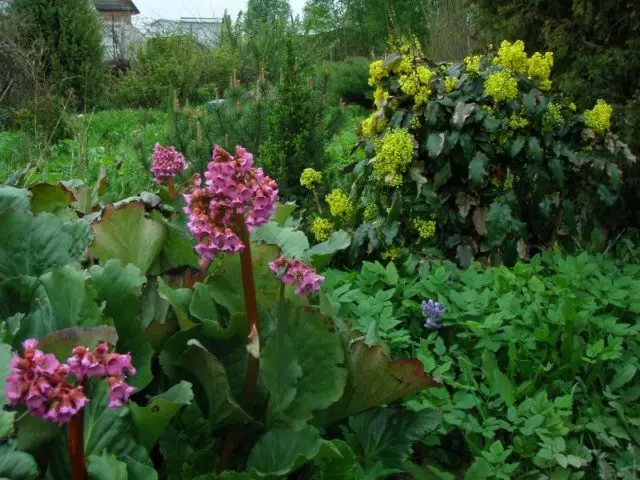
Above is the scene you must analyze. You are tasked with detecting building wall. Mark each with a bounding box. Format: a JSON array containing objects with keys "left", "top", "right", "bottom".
[{"left": 99, "top": 10, "right": 132, "bottom": 24}]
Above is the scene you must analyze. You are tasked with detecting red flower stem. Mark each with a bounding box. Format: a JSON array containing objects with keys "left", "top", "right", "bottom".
[
  {"left": 168, "top": 179, "right": 176, "bottom": 199},
  {"left": 68, "top": 411, "right": 85, "bottom": 480},
  {"left": 216, "top": 216, "right": 260, "bottom": 473}
]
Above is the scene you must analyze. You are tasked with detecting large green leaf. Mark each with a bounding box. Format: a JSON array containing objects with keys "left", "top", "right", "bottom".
[
  {"left": 0, "top": 343, "right": 12, "bottom": 408},
  {"left": 0, "top": 210, "right": 75, "bottom": 278},
  {"left": 0, "top": 411, "right": 14, "bottom": 438},
  {"left": 29, "top": 183, "right": 73, "bottom": 215},
  {"left": 251, "top": 221, "right": 309, "bottom": 259},
  {"left": 325, "top": 341, "right": 439, "bottom": 422},
  {"left": 90, "top": 202, "right": 166, "bottom": 274},
  {"left": 0, "top": 446, "right": 38, "bottom": 480},
  {"left": 9, "top": 266, "right": 103, "bottom": 344},
  {"left": 307, "top": 231, "right": 351, "bottom": 261},
  {"left": 247, "top": 425, "right": 324, "bottom": 477},
  {"left": 157, "top": 278, "right": 196, "bottom": 331},
  {"left": 87, "top": 454, "right": 127, "bottom": 480},
  {"left": 90, "top": 260, "right": 153, "bottom": 389},
  {"left": 207, "top": 244, "right": 281, "bottom": 315},
  {"left": 39, "top": 326, "right": 118, "bottom": 363},
  {"left": 87, "top": 452, "right": 159, "bottom": 480},
  {"left": 178, "top": 343, "right": 250, "bottom": 431},
  {"left": 189, "top": 283, "right": 244, "bottom": 338},
  {"left": 16, "top": 415, "right": 60, "bottom": 451},
  {"left": 261, "top": 302, "right": 346, "bottom": 428},
  {"left": 313, "top": 440, "right": 365, "bottom": 480},
  {"left": 349, "top": 408, "right": 442, "bottom": 468},
  {"left": 0, "top": 186, "right": 30, "bottom": 215},
  {"left": 155, "top": 220, "right": 199, "bottom": 272},
  {"left": 62, "top": 219, "right": 93, "bottom": 259},
  {"left": 130, "top": 381, "right": 194, "bottom": 451}
]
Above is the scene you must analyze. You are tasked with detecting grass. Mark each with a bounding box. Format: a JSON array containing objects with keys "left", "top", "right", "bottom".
[{"left": 0, "top": 109, "right": 167, "bottom": 201}]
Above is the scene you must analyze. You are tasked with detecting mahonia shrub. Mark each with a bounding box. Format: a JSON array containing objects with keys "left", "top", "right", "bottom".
[{"left": 352, "top": 40, "right": 636, "bottom": 266}]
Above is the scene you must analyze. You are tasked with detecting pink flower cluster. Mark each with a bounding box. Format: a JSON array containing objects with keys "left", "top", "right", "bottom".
[
  {"left": 5, "top": 340, "right": 136, "bottom": 425},
  {"left": 150, "top": 144, "right": 187, "bottom": 184},
  {"left": 67, "top": 343, "right": 136, "bottom": 408},
  {"left": 269, "top": 257, "right": 325, "bottom": 296},
  {"left": 184, "top": 145, "right": 279, "bottom": 259}
]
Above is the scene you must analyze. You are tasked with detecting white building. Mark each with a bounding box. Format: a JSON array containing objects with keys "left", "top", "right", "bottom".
[{"left": 148, "top": 17, "right": 221, "bottom": 48}]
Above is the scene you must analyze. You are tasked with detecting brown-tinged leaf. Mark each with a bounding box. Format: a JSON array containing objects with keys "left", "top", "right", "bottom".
[
  {"left": 473, "top": 207, "right": 489, "bottom": 236},
  {"left": 324, "top": 341, "right": 440, "bottom": 422}
]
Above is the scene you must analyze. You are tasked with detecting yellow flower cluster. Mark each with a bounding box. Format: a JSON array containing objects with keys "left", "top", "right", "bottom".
[
  {"left": 584, "top": 99, "right": 613, "bottom": 134},
  {"left": 311, "top": 217, "right": 333, "bottom": 242},
  {"left": 569, "top": 102, "right": 577, "bottom": 112},
  {"left": 373, "top": 128, "right": 414, "bottom": 187},
  {"left": 368, "top": 60, "right": 387, "bottom": 86},
  {"left": 484, "top": 71, "right": 518, "bottom": 102},
  {"left": 299, "top": 168, "right": 322, "bottom": 190},
  {"left": 409, "top": 116, "right": 422, "bottom": 131},
  {"left": 527, "top": 52, "right": 554, "bottom": 90},
  {"left": 414, "top": 219, "right": 437, "bottom": 239},
  {"left": 495, "top": 40, "right": 528, "bottom": 74},
  {"left": 444, "top": 77, "right": 459, "bottom": 94},
  {"left": 464, "top": 55, "right": 482, "bottom": 75},
  {"left": 373, "top": 86, "right": 390, "bottom": 105},
  {"left": 361, "top": 111, "right": 387, "bottom": 138},
  {"left": 363, "top": 203, "right": 378, "bottom": 221},
  {"left": 382, "top": 246, "right": 401, "bottom": 261},
  {"left": 326, "top": 189, "right": 353, "bottom": 218},
  {"left": 508, "top": 114, "right": 529, "bottom": 130},
  {"left": 398, "top": 65, "right": 435, "bottom": 106},
  {"left": 543, "top": 102, "right": 563, "bottom": 129}
]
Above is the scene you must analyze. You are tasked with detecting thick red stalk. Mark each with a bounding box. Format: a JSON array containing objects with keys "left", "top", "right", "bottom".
[
  {"left": 168, "top": 179, "right": 176, "bottom": 199},
  {"left": 68, "top": 411, "right": 85, "bottom": 480},
  {"left": 217, "top": 217, "right": 260, "bottom": 473}
]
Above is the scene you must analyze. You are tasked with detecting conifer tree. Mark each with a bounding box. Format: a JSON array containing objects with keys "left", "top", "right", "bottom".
[{"left": 9, "top": 0, "right": 105, "bottom": 106}]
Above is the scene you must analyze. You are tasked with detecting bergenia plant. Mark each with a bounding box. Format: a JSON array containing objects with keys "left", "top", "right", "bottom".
[
  {"left": 183, "top": 144, "right": 280, "bottom": 471},
  {"left": 150, "top": 143, "right": 187, "bottom": 197},
  {"left": 6, "top": 339, "right": 135, "bottom": 480}
]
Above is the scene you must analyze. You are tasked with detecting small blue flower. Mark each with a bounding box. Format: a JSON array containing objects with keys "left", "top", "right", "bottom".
[{"left": 422, "top": 299, "right": 445, "bottom": 329}]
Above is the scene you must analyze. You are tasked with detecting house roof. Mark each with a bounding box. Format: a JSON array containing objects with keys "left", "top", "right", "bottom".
[{"left": 94, "top": 0, "right": 139, "bottom": 14}]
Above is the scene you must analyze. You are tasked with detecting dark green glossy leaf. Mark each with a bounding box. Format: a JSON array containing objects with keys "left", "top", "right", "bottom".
[
  {"left": 510, "top": 136, "right": 526, "bottom": 158},
  {"left": 248, "top": 425, "right": 324, "bottom": 477},
  {"left": 130, "top": 381, "right": 194, "bottom": 451},
  {"left": 528, "top": 137, "right": 543, "bottom": 163},
  {"left": 349, "top": 408, "right": 442, "bottom": 468},
  {"left": 433, "top": 162, "right": 452, "bottom": 190},
  {"left": 426, "top": 133, "right": 445, "bottom": 158},
  {"left": 0, "top": 446, "right": 38, "bottom": 480},
  {"left": 469, "top": 152, "right": 488, "bottom": 187}
]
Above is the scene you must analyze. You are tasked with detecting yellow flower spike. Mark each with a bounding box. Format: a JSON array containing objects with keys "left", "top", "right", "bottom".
[
  {"left": 382, "top": 246, "right": 402, "bottom": 261},
  {"left": 368, "top": 60, "right": 387, "bottom": 86},
  {"left": 527, "top": 51, "right": 554, "bottom": 91},
  {"left": 325, "top": 189, "right": 353, "bottom": 219},
  {"left": 508, "top": 114, "right": 529, "bottom": 130},
  {"left": 361, "top": 111, "right": 387, "bottom": 138},
  {"left": 413, "top": 219, "right": 437, "bottom": 239},
  {"left": 543, "top": 102, "right": 563, "bottom": 129},
  {"left": 484, "top": 71, "right": 518, "bottom": 102},
  {"left": 363, "top": 203, "right": 378, "bottom": 221},
  {"left": 300, "top": 168, "right": 323, "bottom": 190},
  {"left": 584, "top": 99, "right": 613, "bottom": 134},
  {"left": 311, "top": 217, "right": 333, "bottom": 242},
  {"left": 444, "top": 77, "right": 459, "bottom": 94},
  {"left": 464, "top": 55, "right": 482, "bottom": 75},
  {"left": 495, "top": 40, "right": 528, "bottom": 74},
  {"left": 373, "top": 128, "right": 414, "bottom": 187}
]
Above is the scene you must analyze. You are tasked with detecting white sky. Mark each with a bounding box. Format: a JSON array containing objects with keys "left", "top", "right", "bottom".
[{"left": 133, "top": 0, "right": 307, "bottom": 20}]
